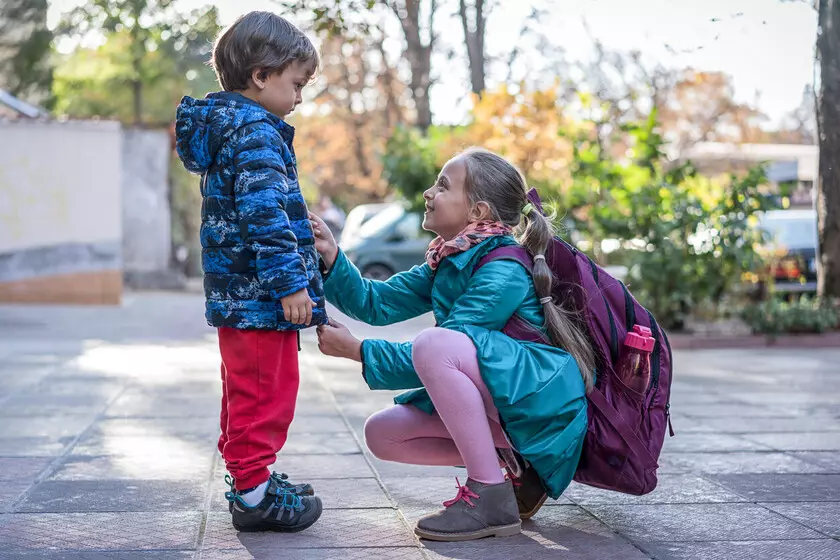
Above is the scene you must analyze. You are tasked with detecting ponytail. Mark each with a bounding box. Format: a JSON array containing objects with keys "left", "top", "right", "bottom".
[{"left": 517, "top": 208, "right": 596, "bottom": 393}]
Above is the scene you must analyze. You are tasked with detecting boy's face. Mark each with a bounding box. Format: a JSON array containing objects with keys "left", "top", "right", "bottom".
[{"left": 255, "top": 61, "right": 313, "bottom": 118}]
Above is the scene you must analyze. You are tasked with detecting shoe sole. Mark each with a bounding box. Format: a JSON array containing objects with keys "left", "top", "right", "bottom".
[
  {"left": 519, "top": 493, "right": 548, "bottom": 520},
  {"left": 414, "top": 521, "right": 522, "bottom": 542},
  {"left": 232, "top": 498, "right": 324, "bottom": 533}
]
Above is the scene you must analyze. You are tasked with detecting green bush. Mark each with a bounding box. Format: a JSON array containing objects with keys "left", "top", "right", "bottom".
[
  {"left": 741, "top": 297, "right": 840, "bottom": 335},
  {"left": 381, "top": 125, "right": 441, "bottom": 212}
]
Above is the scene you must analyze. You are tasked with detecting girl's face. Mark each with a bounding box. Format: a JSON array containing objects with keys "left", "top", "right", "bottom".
[{"left": 422, "top": 157, "right": 474, "bottom": 240}]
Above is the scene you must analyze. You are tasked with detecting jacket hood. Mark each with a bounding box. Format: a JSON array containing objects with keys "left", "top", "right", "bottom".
[{"left": 174, "top": 92, "right": 287, "bottom": 173}]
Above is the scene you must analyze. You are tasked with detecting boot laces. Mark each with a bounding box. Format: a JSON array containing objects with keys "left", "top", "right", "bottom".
[{"left": 443, "top": 477, "right": 480, "bottom": 508}]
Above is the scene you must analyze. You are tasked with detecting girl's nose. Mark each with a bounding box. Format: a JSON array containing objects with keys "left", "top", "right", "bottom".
[{"left": 423, "top": 188, "right": 434, "bottom": 200}]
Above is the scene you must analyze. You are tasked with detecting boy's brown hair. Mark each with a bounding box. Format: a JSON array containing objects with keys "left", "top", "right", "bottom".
[{"left": 211, "top": 11, "right": 319, "bottom": 91}]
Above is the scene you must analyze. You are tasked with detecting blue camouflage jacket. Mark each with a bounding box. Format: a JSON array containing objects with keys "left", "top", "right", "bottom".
[{"left": 175, "top": 92, "right": 327, "bottom": 330}]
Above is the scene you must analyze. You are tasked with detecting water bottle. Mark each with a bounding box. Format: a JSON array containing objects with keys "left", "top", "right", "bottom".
[{"left": 617, "top": 324, "right": 656, "bottom": 394}]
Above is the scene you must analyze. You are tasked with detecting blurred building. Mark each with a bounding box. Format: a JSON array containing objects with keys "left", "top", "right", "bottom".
[{"left": 679, "top": 142, "right": 818, "bottom": 208}]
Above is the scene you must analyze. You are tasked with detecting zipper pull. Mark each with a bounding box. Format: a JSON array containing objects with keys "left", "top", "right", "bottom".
[{"left": 666, "top": 404, "right": 675, "bottom": 437}]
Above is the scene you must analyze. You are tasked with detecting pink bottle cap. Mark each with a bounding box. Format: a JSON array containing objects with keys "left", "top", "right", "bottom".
[
  {"left": 625, "top": 330, "right": 655, "bottom": 352},
  {"left": 633, "top": 325, "right": 653, "bottom": 337}
]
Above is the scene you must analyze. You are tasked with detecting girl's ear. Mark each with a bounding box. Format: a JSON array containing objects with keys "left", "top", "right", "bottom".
[
  {"left": 470, "top": 201, "right": 493, "bottom": 221},
  {"left": 251, "top": 69, "right": 268, "bottom": 90}
]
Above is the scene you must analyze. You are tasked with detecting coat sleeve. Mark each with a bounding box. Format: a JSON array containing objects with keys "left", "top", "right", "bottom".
[
  {"left": 323, "top": 249, "right": 434, "bottom": 326},
  {"left": 233, "top": 122, "right": 308, "bottom": 300},
  {"left": 359, "top": 260, "right": 533, "bottom": 392}
]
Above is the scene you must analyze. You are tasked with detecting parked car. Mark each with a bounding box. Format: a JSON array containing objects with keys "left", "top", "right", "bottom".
[
  {"left": 758, "top": 209, "right": 819, "bottom": 294},
  {"left": 339, "top": 203, "right": 392, "bottom": 247},
  {"left": 340, "top": 203, "right": 432, "bottom": 279}
]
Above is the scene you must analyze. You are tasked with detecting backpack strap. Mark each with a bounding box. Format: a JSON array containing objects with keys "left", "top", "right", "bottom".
[{"left": 473, "top": 246, "right": 533, "bottom": 275}]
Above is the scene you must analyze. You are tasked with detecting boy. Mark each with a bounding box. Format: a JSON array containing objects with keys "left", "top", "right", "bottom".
[{"left": 175, "top": 11, "right": 326, "bottom": 532}]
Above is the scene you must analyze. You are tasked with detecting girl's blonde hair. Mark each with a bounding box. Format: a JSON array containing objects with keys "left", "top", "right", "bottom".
[{"left": 460, "top": 147, "right": 596, "bottom": 392}]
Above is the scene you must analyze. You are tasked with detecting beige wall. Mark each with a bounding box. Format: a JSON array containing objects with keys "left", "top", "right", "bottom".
[{"left": 0, "top": 119, "right": 123, "bottom": 304}]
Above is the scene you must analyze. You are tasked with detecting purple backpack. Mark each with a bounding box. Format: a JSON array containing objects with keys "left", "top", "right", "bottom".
[{"left": 475, "top": 190, "right": 674, "bottom": 495}]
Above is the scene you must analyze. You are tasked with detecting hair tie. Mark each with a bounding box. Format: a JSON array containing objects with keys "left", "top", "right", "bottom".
[
  {"left": 533, "top": 254, "right": 546, "bottom": 262},
  {"left": 540, "top": 296, "right": 553, "bottom": 305},
  {"left": 521, "top": 203, "right": 535, "bottom": 216}
]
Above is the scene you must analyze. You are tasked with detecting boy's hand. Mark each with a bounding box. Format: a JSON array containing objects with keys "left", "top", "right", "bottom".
[
  {"left": 317, "top": 320, "right": 362, "bottom": 362},
  {"left": 281, "top": 288, "right": 315, "bottom": 325},
  {"left": 309, "top": 212, "right": 339, "bottom": 270}
]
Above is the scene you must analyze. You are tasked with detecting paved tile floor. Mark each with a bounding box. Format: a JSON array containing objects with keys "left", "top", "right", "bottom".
[{"left": 1, "top": 292, "right": 840, "bottom": 559}]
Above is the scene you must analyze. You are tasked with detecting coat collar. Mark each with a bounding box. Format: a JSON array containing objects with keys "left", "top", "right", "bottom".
[{"left": 443, "top": 235, "right": 516, "bottom": 271}]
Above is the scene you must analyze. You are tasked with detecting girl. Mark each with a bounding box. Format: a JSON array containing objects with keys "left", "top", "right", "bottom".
[{"left": 311, "top": 147, "right": 594, "bottom": 542}]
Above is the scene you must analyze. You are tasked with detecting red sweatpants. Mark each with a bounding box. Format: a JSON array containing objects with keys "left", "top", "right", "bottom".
[{"left": 217, "top": 327, "right": 299, "bottom": 490}]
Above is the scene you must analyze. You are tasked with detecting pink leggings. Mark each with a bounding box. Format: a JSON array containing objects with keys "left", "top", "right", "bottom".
[{"left": 364, "top": 327, "right": 509, "bottom": 484}]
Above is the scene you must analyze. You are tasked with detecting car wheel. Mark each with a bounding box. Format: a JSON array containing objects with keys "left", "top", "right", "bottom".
[{"left": 362, "top": 264, "right": 394, "bottom": 281}]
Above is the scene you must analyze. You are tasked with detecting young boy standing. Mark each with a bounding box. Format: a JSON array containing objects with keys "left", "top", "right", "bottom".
[{"left": 175, "top": 11, "right": 326, "bottom": 532}]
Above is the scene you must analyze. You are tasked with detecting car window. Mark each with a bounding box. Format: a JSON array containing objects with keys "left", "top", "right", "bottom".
[
  {"left": 356, "top": 205, "right": 405, "bottom": 239},
  {"left": 394, "top": 212, "right": 423, "bottom": 240}
]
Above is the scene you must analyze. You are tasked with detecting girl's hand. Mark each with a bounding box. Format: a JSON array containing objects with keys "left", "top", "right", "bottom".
[
  {"left": 309, "top": 212, "right": 339, "bottom": 270},
  {"left": 317, "top": 320, "right": 362, "bottom": 362}
]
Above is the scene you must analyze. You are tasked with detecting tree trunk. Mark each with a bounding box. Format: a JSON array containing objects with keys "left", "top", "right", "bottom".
[
  {"left": 459, "top": 0, "right": 486, "bottom": 96},
  {"left": 386, "top": 0, "right": 436, "bottom": 132},
  {"left": 817, "top": 0, "right": 840, "bottom": 298}
]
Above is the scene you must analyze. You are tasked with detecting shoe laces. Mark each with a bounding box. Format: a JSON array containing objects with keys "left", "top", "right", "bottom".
[
  {"left": 443, "top": 477, "right": 480, "bottom": 508},
  {"left": 270, "top": 471, "right": 293, "bottom": 488},
  {"left": 274, "top": 488, "right": 304, "bottom": 512}
]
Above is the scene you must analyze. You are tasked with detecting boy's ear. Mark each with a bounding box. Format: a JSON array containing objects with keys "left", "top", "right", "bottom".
[
  {"left": 471, "top": 201, "right": 493, "bottom": 221},
  {"left": 251, "top": 69, "right": 268, "bottom": 90}
]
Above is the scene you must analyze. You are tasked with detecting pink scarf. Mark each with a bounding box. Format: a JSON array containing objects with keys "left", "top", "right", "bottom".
[{"left": 425, "top": 221, "right": 512, "bottom": 271}]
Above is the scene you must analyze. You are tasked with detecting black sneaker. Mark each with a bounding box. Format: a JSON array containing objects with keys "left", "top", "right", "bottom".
[
  {"left": 227, "top": 476, "right": 323, "bottom": 533},
  {"left": 225, "top": 472, "right": 315, "bottom": 513}
]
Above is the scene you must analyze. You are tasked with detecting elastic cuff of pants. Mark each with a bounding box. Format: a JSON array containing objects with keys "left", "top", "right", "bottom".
[{"left": 233, "top": 470, "right": 270, "bottom": 492}]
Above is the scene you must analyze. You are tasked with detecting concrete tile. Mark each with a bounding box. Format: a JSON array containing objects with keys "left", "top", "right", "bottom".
[
  {"left": 585, "top": 503, "right": 823, "bottom": 542},
  {"left": 11, "top": 553, "right": 194, "bottom": 559},
  {"left": 370, "top": 457, "right": 464, "bottom": 479},
  {"left": 0, "top": 414, "right": 97, "bottom": 438},
  {"left": 49, "top": 452, "right": 214, "bottom": 481},
  {"left": 743, "top": 433, "right": 840, "bottom": 451},
  {"left": 71, "top": 433, "right": 213, "bottom": 458},
  {"left": 287, "top": 413, "right": 349, "bottom": 433},
  {"left": 676, "top": 404, "right": 794, "bottom": 418},
  {"left": 0, "top": 437, "right": 68, "bottom": 457},
  {"left": 0, "top": 395, "right": 111, "bottom": 416},
  {"left": 85, "top": 417, "right": 221, "bottom": 441},
  {"left": 105, "top": 391, "right": 220, "bottom": 418},
  {"left": 659, "top": 452, "right": 829, "bottom": 474},
  {"left": 710, "top": 474, "right": 840, "bottom": 502},
  {"left": 15, "top": 480, "right": 204, "bottom": 512},
  {"left": 279, "top": 431, "right": 361, "bottom": 455},
  {"left": 661, "top": 433, "right": 772, "bottom": 453},
  {"left": 0, "top": 483, "right": 28, "bottom": 511},
  {"left": 199, "top": 547, "right": 425, "bottom": 559},
  {"left": 0, "top": 457, "right": 53, "bottom": 482},
  {"left": 216, "top": 454, "right": 375, "bottom": 479},
  {"left": 790, "top": 452, "right": 840, "bottom": 473},
  {"left": 209, "top": 477, "right": 392, "bottom": 511},
  {"left": 642, "top": 540, "right": 840, "bottom": 560},
  {"left": 762, "top": 502, "right": 840, "bottom": 537},
  {"left": 564, "top": 475, "right": 747, "bottom": 505},
  {"left": 419, "top": 506, "right": 647, "bottom": 559},
  {"left": 0, "top": 512, "right": 201, "bottom": 550},
  {"left": 202, "top": 509, "right": 416, "bottom": 549},
  {"left": 697, "top": 417, "right": 840, "bottom": 434}
]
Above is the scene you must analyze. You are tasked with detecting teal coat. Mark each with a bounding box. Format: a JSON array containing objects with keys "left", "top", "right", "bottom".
[{"left": 323, "top": 235, "right": 587, "bottom": 498}]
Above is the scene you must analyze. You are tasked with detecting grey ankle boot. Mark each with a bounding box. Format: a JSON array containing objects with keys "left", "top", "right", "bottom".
[{"left": 414, "top": 478, "right": 522, "bottom": 542}]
